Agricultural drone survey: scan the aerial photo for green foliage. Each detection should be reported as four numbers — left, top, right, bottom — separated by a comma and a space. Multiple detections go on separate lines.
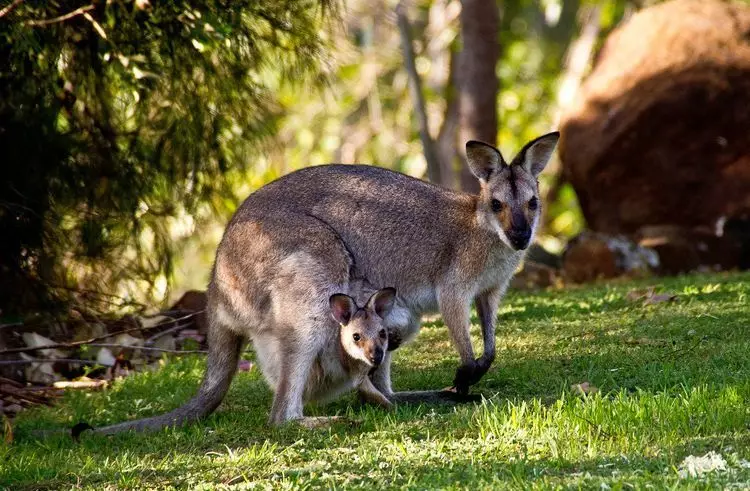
4, 272, 750, 488
0, 0, 335, 314
263, 0, 638, 245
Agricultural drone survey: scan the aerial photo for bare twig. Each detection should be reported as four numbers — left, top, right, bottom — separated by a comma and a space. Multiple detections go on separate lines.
0, 0, 23, 19
25, 4, 94, 26
49, 283, 148, 310
395, 1, 442, 184
659, 337, 707, 362
82, 11, 107, 39
87, 343, 207, 355
0, 310, 203, 356
0, 376, 24, 388
0, 358, 110, 366
0, 384, 57, 405
145, 322, 190, 344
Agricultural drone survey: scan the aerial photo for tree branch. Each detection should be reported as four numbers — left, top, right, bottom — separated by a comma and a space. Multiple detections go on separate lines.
0, 311, 203, 356
25, 4, 94, 26
436, 44, 461, 189
86, 344, 207, 355
0, 358, 111, 367
0, 0, 23, 19
395, 1, 442, 184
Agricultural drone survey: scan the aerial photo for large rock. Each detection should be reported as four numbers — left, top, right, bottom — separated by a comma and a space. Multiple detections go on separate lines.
559, 0, 750, 235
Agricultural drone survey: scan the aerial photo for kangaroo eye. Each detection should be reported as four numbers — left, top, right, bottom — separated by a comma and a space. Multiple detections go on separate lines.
528, 197, 539, 210
379, 329, 387, 339
491, 199, 503, 212
352, 333, 361, 342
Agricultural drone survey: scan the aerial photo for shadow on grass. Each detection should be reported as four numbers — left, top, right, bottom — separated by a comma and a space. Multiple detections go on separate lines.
5, 272, 750, 488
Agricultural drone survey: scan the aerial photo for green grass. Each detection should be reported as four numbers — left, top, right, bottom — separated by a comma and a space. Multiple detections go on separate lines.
2, 272, 750, 490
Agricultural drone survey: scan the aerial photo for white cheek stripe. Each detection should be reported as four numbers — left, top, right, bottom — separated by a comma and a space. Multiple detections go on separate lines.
491, 218, 513, 248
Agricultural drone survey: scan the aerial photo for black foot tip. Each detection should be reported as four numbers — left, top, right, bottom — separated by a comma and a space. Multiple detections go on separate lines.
71, 422, 95, 442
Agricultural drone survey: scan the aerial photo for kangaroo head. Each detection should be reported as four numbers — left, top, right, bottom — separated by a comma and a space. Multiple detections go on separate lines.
329, 287, 396, 367
466, 132, 560, 251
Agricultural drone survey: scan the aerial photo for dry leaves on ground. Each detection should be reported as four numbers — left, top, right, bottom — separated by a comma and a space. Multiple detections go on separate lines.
626, 287, 679, 306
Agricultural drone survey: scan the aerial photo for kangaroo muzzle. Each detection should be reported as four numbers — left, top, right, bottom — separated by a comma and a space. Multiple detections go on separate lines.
367, 346, 384, 366
506, 228, 531, 250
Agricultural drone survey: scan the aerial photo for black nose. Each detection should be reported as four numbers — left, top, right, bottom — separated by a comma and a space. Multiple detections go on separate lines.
507, 229, 531, 250
370, 347, 384, 366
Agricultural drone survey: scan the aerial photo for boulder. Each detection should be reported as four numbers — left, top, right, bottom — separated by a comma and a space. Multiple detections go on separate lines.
559, 0, 750, 238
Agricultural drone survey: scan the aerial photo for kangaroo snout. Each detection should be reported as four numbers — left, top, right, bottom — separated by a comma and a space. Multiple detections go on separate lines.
368, 346, 384, 366
506, 228, 531, 250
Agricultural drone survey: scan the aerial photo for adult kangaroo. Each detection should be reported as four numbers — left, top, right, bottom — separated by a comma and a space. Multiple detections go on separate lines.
81, 132, 558, 432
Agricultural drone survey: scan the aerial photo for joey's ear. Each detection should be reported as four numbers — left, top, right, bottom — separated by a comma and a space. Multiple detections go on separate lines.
466, 140, 506, 182
366, 287, 396, 319
512, 131, 560, 177
329, 294, 356, 325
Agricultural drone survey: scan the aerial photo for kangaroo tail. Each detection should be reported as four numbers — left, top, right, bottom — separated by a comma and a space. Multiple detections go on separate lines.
85, 327, 243, 436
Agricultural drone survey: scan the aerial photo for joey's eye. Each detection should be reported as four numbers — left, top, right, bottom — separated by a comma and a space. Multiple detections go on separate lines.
352, 333, 361, 342
528, 197, 539, 210
379, 329, 387, 339
491, 199, 503, 213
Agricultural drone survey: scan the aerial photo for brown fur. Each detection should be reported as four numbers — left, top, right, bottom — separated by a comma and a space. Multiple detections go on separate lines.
86, 132, 559, 433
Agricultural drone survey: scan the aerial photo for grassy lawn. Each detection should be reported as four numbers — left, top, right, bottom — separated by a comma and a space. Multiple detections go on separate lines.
2, 272, 750, 489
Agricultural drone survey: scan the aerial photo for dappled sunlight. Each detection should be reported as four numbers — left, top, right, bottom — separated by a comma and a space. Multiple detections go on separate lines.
5, 272, 750, 488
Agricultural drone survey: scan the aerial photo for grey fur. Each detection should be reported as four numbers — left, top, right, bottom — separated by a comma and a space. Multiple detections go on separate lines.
89, 132, 559, 433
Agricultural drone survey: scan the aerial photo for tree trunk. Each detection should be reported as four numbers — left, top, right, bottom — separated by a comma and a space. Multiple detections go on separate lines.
457, 0, 500, 193
396, 2, 442, 185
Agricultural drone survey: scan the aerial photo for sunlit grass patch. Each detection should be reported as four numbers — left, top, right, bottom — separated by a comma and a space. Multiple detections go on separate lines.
2, 272, 750, 489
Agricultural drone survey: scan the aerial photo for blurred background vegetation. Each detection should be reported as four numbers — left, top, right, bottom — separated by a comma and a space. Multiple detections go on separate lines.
0, 0, 670, 318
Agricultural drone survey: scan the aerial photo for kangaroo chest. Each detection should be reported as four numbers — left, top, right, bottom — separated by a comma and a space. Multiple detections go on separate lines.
304, 345, 367, 403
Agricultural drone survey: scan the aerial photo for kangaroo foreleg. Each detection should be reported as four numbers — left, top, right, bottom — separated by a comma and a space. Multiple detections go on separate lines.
368, 350, 393, 396
358, 377, 393, 409
472, 288, 501, 380
439, 290, 483, 395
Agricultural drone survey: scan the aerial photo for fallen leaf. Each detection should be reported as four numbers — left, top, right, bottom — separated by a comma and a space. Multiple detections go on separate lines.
96, 347, 116, 366
21, 332, 66, 359
643, 293, 678, 305
138, 315, 171, 330
571, 382, 599, 396
19, 353, 60, 385
626, 287, 678, 306
626, 287, 654, 302
677, 451, 727, 478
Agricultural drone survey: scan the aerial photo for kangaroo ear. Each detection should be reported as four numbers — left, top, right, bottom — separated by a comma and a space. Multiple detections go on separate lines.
366, 287, 396, 319
512, 131, 560, 177
466, 140, 506, 182
329, 294, 356, 325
